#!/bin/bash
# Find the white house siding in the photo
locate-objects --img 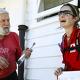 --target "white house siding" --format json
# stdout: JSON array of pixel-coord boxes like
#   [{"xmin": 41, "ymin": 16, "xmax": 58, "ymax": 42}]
[
  {"xmin": 24, "ymin": 15, "xmax": 64, "ymax": 80},
  {"xmin": 24, "ymin": 0, "xmax": 78, "ymax": 80}
]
